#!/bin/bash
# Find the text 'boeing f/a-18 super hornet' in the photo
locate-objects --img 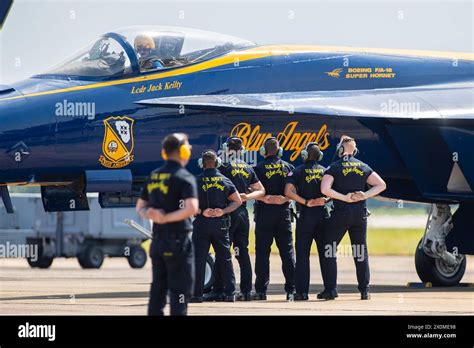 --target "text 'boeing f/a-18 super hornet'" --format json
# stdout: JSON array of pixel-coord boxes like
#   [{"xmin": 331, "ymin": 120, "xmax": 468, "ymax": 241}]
[{"xmin": 0, "ymin": 26, "xmax": 473, "ymax": 285}]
